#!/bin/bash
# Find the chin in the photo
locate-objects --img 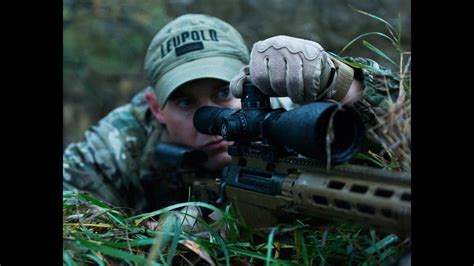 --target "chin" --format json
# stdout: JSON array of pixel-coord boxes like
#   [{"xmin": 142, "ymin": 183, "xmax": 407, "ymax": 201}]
[{"xmin": 203, "ymin": 150, "xmax": 232, "ymax": 172}]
